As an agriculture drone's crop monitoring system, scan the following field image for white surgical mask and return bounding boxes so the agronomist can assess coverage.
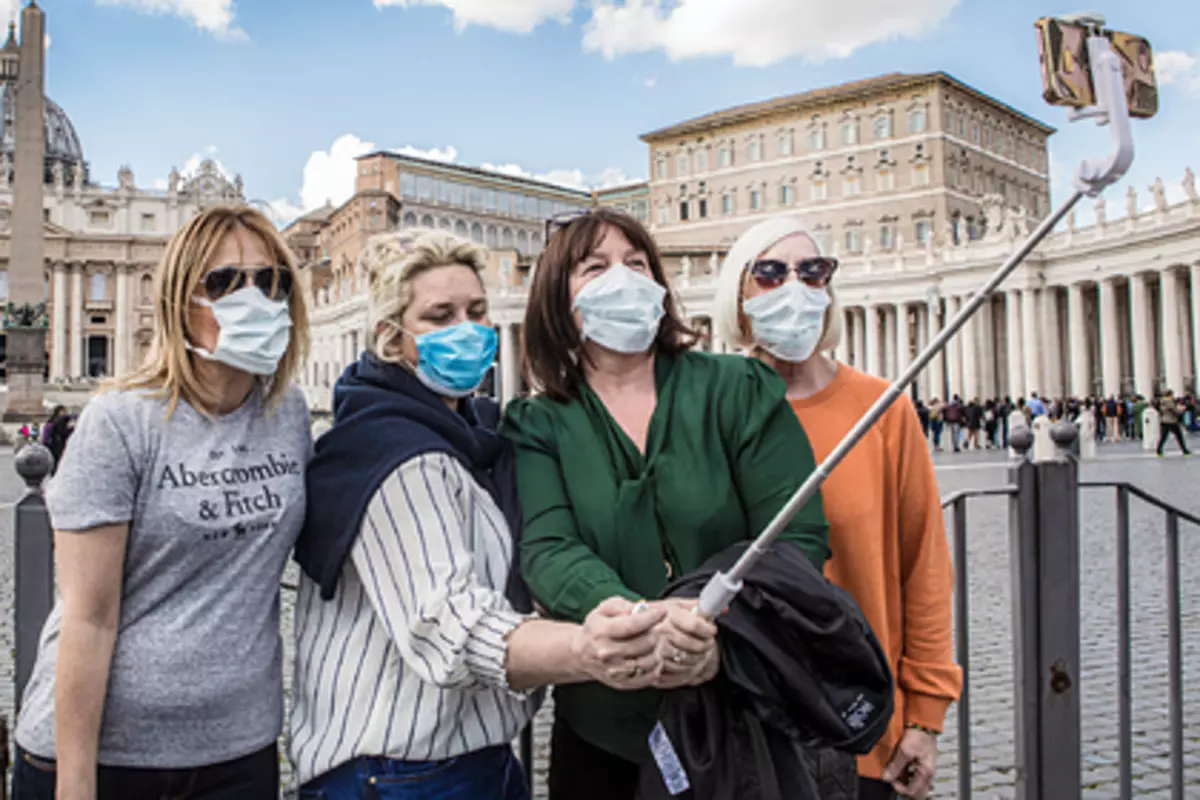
[189,286,292,376]
[572,263,666,355]
[743,281,831,363]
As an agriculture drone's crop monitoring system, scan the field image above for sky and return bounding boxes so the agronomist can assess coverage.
[23,0,1200,227]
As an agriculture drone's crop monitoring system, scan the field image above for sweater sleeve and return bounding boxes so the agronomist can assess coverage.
[502,398,641,624]
[350,453,529,692]
[892,398,964,732]
[726,358,830,569]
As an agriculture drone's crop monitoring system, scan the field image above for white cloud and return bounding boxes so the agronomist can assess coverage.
[642,76,657,88]
[372,0,573,34]
[1156,51,1195,85]
[479,161,636,190]
[95,0,246,41]
[582,0,959,67]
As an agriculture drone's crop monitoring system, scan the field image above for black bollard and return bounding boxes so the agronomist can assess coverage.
[13,443,54,711]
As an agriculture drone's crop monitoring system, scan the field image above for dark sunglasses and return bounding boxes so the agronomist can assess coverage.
[544,209,595,244]
[202,265,293,302]
[748,257,838,290]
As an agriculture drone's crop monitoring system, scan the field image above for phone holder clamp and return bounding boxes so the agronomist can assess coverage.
[1069,33,1134,197]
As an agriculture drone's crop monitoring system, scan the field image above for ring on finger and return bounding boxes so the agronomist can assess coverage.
[670,648,686,664]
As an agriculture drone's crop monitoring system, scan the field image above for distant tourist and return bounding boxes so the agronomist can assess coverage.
[12,205,312,800]
[42,405,73,475]
[1155,390,1192,457]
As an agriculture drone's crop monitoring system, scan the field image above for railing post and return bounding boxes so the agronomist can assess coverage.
[13,442,55,711]
[1035,423,1083,800]
[1008,427,1040,800]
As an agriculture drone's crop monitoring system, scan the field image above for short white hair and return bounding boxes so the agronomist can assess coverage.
[713,215,843,355]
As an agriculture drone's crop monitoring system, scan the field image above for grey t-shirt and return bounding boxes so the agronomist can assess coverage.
[16,384,311,768]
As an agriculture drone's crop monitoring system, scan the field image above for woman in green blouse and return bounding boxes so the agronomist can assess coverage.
[502,208,830,800]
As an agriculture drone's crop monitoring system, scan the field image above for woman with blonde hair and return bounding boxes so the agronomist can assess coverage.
[291,229,669,799]
[12,206,312,800]
[712,215,962,800]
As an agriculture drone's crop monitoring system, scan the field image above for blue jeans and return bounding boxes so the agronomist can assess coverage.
[299,745,529,800]
[12,744,278,800]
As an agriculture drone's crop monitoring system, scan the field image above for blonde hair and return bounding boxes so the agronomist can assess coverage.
[713,215,843,355]
[109,205,310,416]
[362,228,488,364]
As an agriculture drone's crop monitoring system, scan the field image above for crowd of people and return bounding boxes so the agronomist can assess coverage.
[916,390,1196,456]
[11,204,964,800]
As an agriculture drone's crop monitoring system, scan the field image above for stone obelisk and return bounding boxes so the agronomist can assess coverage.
[3,2,46,421]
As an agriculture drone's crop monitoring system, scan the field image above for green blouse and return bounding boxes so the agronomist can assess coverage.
[501,350,830,763]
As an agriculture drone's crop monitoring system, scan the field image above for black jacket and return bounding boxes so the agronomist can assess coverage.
[636,541,894,800]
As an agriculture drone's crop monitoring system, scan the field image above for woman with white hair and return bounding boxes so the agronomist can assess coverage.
[713,216,962,800]
[289,229,669,799]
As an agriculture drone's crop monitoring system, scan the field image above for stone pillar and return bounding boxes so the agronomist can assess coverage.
[69,264,84,377]
[1006,290,1024,398]
[960,297,978,400]
[880,305,895,378]
[500,323,519,409]
[946,296,963,399]
[978,298,996,400]
[1099,278,1121,397]
[1067,282,1090,397]
[1192,265,1200,394]
[114,264,130,376]
[865,305,881,377]
[1130,273,1154,397]
[1021,288,1040,397]
[50,261,66,379]
[1160,269,1183,393]
[852,307,866,370]
[4,3,48,420]
[1041,286,1063,399]
[833,309,849,363]
[925,301,945,400]
[896,303,913,383]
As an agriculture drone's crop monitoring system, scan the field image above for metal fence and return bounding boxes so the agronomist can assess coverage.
[0,424,1192,799]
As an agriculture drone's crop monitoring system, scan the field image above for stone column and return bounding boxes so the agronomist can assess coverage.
[960,297,979,400]
[1160,269,1184,393]
[946,296,963,398]
[865,305,881,377]
[978,299,996,400]
[1067,283,1090,397]
[500,323,519,408]
[895,303,913,383]
[1006,290,1024,398]
[1099,278,1122,397]
[1192,265,1200,394]
[926,301,945,399]
[1041,286,1063,399]
[1021,288,1040,397]
[852,307,866,370]
[69,264,84,378]
[1129,273,1154,396]
[50,261,67,379]
[833,309,849,363]
[114,264,130,376]
[878,305,893,378]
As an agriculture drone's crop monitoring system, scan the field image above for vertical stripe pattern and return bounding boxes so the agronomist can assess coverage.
[289,453,538,786]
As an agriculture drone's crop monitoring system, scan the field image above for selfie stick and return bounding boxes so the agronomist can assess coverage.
[696,18,1136,619]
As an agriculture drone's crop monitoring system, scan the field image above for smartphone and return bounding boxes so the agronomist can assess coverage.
[1034,17,1159,119]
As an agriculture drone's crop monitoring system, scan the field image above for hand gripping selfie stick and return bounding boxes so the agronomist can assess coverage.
[696,15,1137,619]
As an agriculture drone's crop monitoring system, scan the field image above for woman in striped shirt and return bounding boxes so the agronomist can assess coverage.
[290,229,668,800]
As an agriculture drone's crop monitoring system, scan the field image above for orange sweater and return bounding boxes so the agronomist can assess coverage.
[789,366,962,780]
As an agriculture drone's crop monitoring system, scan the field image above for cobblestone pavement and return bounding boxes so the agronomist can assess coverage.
[0,441,1194,799]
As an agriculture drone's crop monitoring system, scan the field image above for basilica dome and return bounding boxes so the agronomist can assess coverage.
[0,86,88,185]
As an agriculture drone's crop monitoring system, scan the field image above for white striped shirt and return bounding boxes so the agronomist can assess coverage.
[288,452,539,787]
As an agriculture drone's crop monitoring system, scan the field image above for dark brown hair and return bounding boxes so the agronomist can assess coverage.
[522,207,696,401]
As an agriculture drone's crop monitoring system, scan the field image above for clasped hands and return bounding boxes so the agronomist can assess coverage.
[572,597,721,691]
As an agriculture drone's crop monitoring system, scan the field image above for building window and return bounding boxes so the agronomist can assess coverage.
[844,230,861,253]
[749,188,762,211]
[631,200,648,221]
[656,159,667,180]
[88,209,110,227]
[913,164,930,186]
[695,149,708,173]
[779,185,794,206]
[943,108,954,130]
[722,194,734,215]
[139,213,155,232]
[747,139,763,162]
[658,204,669,225]
[811,180,827,201]
[843,176,861,196]
[718,146,733,168]
[677,153,689,176]
[809,127,826,150]
[873,116,891,139]
[486,225,498,248]
[970,122,980,144]
[89,272,106,301]
[841,121,858,146]
[878,169,894,191]
[915,220,931,244]
[454,220,468,237]
[679,200,689,221]
[698,198,708,219]
[909,107,928,134]
[879,225,894,249]
[778,133,793,156]
[517,230,529,254]
[502,228,514,248]
[470,222,483,243]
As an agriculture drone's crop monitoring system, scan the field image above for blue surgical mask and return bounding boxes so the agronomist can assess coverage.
[408,321,498,398]
[189,286,292,376]
[572,263,666,355]
[743,281,831,363]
